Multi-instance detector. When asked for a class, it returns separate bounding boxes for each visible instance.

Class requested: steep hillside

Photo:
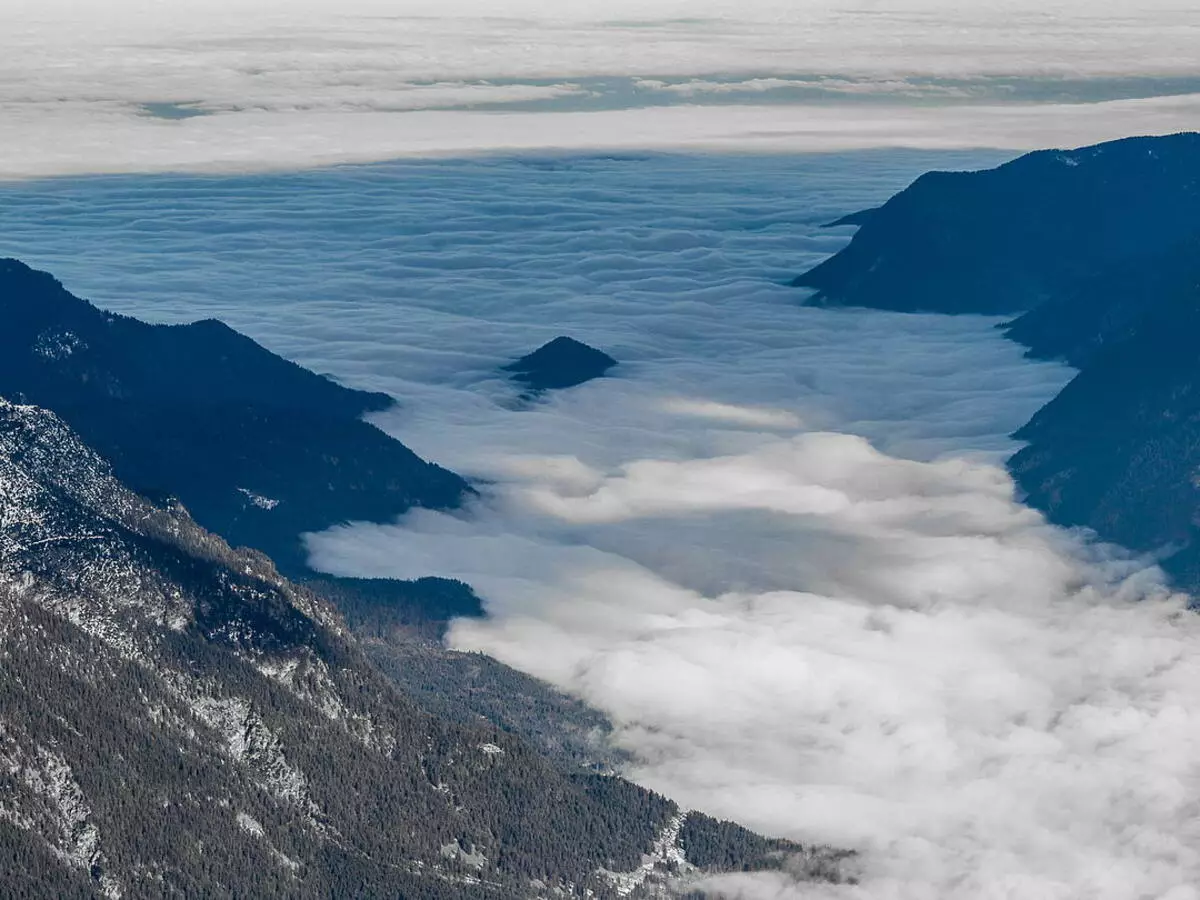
[309,575,631,772]
[1008,252,1200,590]
[0,398,849,897]
[793,133,1200,314]
[1003,235,1200,367]
[0,258,469,573]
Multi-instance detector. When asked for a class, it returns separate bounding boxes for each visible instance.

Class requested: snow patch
[33,329,85,361]
[598,812,691,897]
[236,809,301,873]
[441,840,489,871]
[236,811,265,838]
[0,742,123,898]
[237,488,280,510]
[185,693,318,822]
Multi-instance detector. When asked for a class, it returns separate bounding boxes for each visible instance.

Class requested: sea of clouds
[3,149,1199,898]
[4,0,1200,176]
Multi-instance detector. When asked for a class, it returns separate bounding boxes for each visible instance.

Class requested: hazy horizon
[2,1,1200,176]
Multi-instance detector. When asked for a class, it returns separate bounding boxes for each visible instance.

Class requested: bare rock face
[504,336,618,392]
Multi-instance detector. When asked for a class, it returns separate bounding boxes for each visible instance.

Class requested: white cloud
[632,77,973,99]
[310,430,1200,899]
[1,0,1198,175]
[7,95,1200,179]
[661,399,802,430]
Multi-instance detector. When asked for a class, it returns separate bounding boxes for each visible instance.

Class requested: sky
[2,0,1200,175]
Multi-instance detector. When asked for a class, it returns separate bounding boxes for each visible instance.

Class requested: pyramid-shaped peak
[504,336,618,391]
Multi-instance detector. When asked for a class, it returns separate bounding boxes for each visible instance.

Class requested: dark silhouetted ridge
[1006,237,1200,590]
[0,258,470,573]
[788,134,1200,592]
[793,133,1200,314]
[504,336,618,391]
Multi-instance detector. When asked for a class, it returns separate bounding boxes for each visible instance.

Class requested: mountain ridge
[793,132,1200,314]
[504,336,618,393]
[0,257,470,574]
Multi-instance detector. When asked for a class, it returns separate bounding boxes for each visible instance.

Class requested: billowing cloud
[659,399,802,431]
[307,415,1200,899]
[312,432,1198,898]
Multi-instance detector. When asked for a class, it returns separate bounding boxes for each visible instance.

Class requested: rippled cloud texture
[4,0,1200,175]
[4,151,1198,896]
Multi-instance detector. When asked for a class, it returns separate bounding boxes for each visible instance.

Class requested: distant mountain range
[0,263,851,895]
[795,132,1200,592]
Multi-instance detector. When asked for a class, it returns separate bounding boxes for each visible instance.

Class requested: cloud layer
[3,0,1200,175]
[5,150,1196,896]
[313,435,1198,899]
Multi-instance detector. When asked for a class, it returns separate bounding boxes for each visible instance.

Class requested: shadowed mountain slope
[793,133,1200,314]
[789,132,1200,592]
[1007,241,1200,590]
[1003,235,1200,368]
[0,258,469,574]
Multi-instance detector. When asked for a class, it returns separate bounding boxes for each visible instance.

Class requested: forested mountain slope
[1006,240,1200,590]
[1002,234,1200,368]
[0,397,848,897]
[503,337,618,393]
[793,133,1200,314]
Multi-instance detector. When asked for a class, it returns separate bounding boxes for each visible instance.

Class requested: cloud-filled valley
[3,149,1199,897]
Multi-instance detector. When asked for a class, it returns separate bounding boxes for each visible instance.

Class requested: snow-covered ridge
[238,487,281,510]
